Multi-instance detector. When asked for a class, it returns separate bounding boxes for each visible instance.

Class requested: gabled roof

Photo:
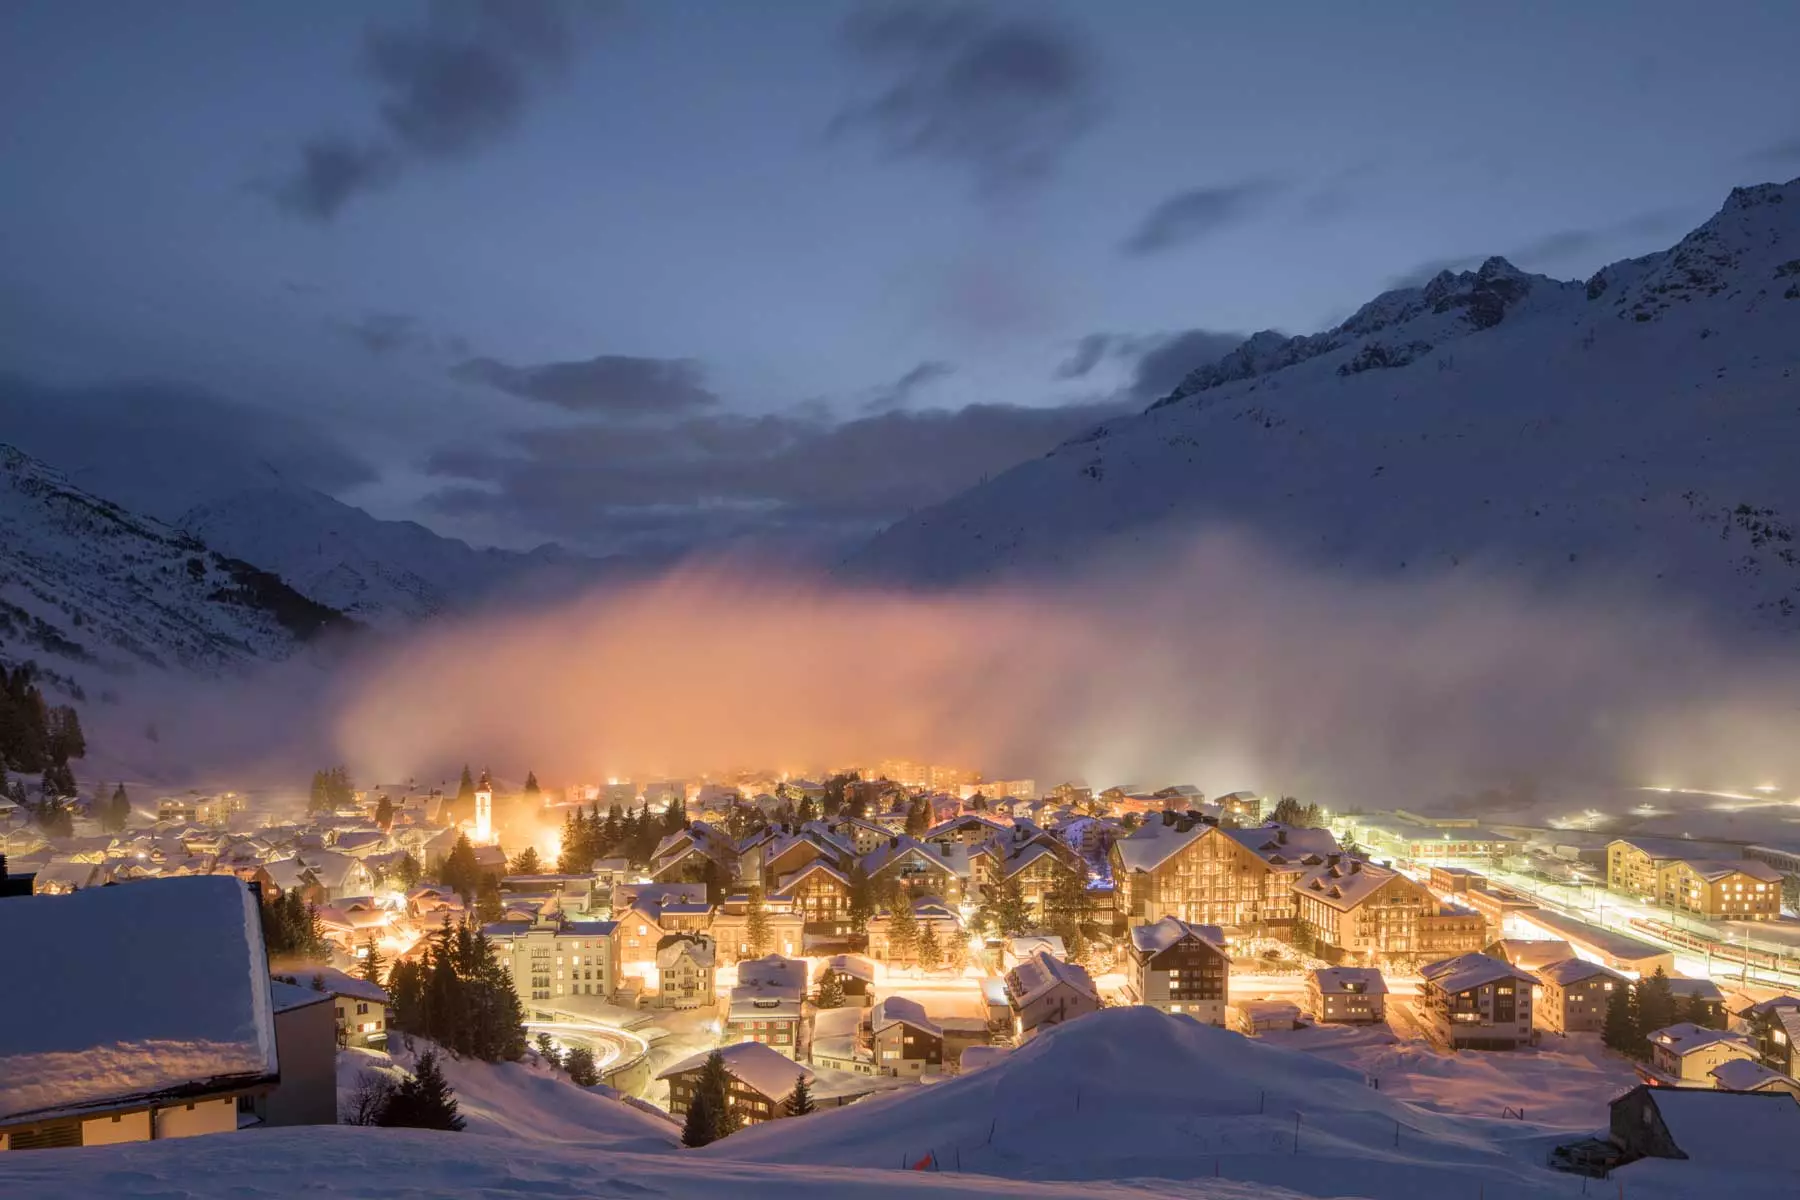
[1535,957,1627,987]
[1130,916,1225,956]
[773,858,851,896]
[1310,966,1389,996]
[1112,818,1211,874]
[659,1041,812,1101]
[1708,1058,1797,1092]
[862,835,954,877]
[1004,950,1096,1007]
[1667,857,1784,883]
[1225,823,1340,863]
[1294,860,1411,911]
[870,996,941,1038]
[655,932,716,970]
[1634,1087,1800,1168]
[1421,952,1536,995]
[1648,1022,1756,1058]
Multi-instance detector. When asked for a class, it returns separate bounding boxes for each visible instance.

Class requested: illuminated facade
[473,769,494,845]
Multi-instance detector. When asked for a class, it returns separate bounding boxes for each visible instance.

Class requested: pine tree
[101,782,130,833]
[796,795,818,826]
[682,1085,718,1148]
[904,797,930,837]
[1638,967,1676,1044]
[816,968,845,1008]
[888,900,919,965]
[916,921,942,971]
[745,885,771,958]
[785,1073,815,1117]
[374,795,394,830]
[361,938,387,986]
[536,1031,562,1070]
[990,877,1031,937]
[397,852,422,890]
[511,846,543,875]
[523,771,540,795]
[40,758,76,800]
[476,876,504,924]
[846,862,875,935]
[696,1051,741,1140]
[663,797,687,835]
[380,1048,465,1131]
[564,1044,599,1086]
[441,833,481,901]
[1602,979,1636,1054]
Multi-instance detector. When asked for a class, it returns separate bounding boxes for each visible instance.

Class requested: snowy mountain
[0,445,353,697]
[178,484,610,629]
[846,178,1800,629]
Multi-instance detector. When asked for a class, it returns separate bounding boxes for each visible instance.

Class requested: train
[1626,916,1789,973]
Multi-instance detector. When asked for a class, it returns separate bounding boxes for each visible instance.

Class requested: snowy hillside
[0,445,353,697]
[179,484,612,629]
[846,178,1800,630]
[2,1008,1789,1199]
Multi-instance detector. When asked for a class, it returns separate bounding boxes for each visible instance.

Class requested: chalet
[757,828,852,895]
[997,841,1082,918]
[649,822,738,891]
[866,996,944,1077]
[773,859,854,937]
[815,954,877,1006]
[1004,951,1099,1040]
[725,954,808,1059]
[653,932,716,1010]
[1125,917,1229,1024]
[828,815,893,857]
[865,836,962,906]
[1533,957,1627,1035]
[711,892,804,966]
[1111,814,1303,932]
[659,1043,814,1126]
[1002,933,1067,970]
[1642,1022,1759,1087]
[282,967,390,1049]
[1306,966,1388,1024]
[0,877,279,1152]
[1609,1085,1800,1171]
[1419,952,1536,1049]
[1741,996,1800,1077]
[923,814,1011,852]
[1605,837,1781,920]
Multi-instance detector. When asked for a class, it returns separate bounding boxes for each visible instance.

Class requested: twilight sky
[2,0,1798,557]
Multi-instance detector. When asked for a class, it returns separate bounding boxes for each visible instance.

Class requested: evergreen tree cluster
[308,765,355,813]
[680,1051,744,1147]
[1600,967,1718,1060]
[1043,864,1097,959]
[0,662,85,773]
[345,1049,466,1131]
[261,888,331,960]
[438,833,484,901]
[554,799,687,873]
[387,919,527,1063]
[1269,796,1326,828]
[903,796,933,837]
[98,782,131,833]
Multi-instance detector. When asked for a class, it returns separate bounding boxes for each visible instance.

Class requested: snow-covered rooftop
[0,875,278,1124]
[1130,915,1224,956]
[1005,951,1096,1007]
[1644,1088,1800,1168]
[1309,966,1388,996]
[659,1042,812,1102]
[870,996,941,1037]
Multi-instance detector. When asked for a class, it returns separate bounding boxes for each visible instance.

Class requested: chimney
[1161,810,1176,827]
[1277,829,1288,845]
[1349,860,1361,874]
[1327,853,1340,868]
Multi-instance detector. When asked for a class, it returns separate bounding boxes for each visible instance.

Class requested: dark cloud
[0,373,377,518]
[1054,333,1112,380]
[1385,208,1696,289]
[1051,329,1244,403]
[834,2,1102,195]
[336,312,426,356]
[451,354,719,417]
[1126,329,1245,403]
[270,0,582,221]
[423,399,1127,554]
[1746,134,1800,166]
[864,359,955,411]
[1120,180,1284,256]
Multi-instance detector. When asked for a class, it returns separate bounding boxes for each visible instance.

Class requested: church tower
[474,768,494,844]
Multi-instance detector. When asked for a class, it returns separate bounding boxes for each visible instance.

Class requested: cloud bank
[332,532,1800,807]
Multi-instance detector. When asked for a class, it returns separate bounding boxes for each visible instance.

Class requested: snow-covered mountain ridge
[178,484,599,629]
[845,177,1800,629]
[0,445,353,696]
